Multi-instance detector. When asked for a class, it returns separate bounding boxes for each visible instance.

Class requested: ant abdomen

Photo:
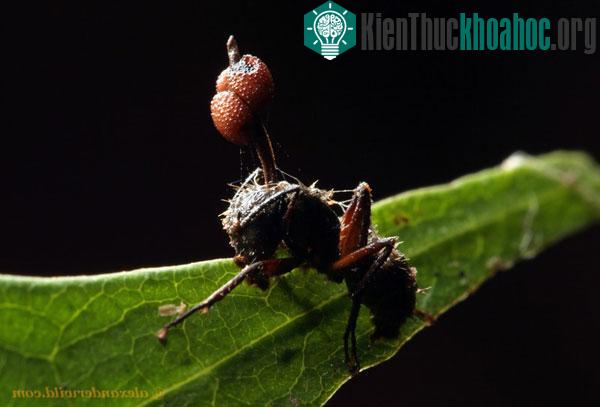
[359,256,417,339]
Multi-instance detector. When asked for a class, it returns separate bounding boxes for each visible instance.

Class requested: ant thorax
[221,168,339,265]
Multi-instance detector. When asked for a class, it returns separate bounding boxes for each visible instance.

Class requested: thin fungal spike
[227,35,241,66]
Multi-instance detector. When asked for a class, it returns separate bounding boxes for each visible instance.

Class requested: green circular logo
[304,2,356,60]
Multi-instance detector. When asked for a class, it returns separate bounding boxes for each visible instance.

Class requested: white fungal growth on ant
[220,168,335,231]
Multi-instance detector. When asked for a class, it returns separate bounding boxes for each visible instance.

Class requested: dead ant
[157,36,426,374]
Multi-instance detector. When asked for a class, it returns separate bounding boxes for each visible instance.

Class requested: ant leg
[344,298,361,375]
[351,241,395,299]
[341,239,396,374]
[331,237,396,271]
[332,237,397,375]
[334,182,397,373]
[333,182,398,274]
[339,182,372,257]
[156,257,300,342]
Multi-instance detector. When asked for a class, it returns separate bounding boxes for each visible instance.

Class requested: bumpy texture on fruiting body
[211,53,274,146]
[210,91,255,146]
[216,55,274,112]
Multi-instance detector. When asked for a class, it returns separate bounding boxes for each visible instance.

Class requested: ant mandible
[157,36,426,374]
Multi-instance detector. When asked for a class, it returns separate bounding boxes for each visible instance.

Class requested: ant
[157,36,426,374]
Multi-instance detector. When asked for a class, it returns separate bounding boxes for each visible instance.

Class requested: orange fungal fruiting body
[210,54,274,146]
[210,91,255,146]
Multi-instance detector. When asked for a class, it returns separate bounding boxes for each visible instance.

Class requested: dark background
[2,1,599,405]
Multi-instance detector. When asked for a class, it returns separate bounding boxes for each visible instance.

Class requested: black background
[2,1,599,406]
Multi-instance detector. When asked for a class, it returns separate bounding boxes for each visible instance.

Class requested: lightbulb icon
[313,10,347,60]
[304,2,356,60]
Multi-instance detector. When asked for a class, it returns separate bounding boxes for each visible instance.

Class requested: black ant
[157,36,425,374]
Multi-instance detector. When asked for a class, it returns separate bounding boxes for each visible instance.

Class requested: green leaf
[1,151,599,406]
